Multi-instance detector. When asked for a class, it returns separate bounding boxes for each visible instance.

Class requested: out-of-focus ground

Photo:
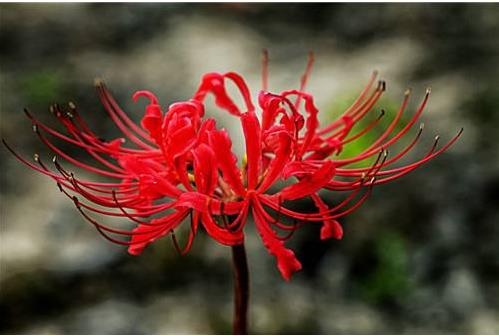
[1,4,498,334]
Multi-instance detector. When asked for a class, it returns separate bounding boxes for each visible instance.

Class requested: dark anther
[94,78,105,89]
[377,80,387,91]
[72,196,80,208]
[23,108,32,118]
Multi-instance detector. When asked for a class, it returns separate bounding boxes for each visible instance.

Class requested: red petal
[209,130,245,196]
[192,143,217,194]
[258,129,292,193]
[105,138,125,158]
[128,210,185,255]
[320,220,343,240]
[176,192,243,215]
[311,193,343,240]
[118,156,182,198]
[128,224,164,255]
[176,192,210,212]
[163,116,197,161]
[282,90,319,159]
[224,72,255,113]
[140,104,162,143]
[241,111,262,190]
[279,160,336,200]
[193,73,242,116]
[197,118,216,145]
[282,160,321,179]
[133,91,163,145]
[252,199,302,281]
[259,91,283,131]
[200,211,244,245]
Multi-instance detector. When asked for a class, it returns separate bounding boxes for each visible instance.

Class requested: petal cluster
[5,53,462,280]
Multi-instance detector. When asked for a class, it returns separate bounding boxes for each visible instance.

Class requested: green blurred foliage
[324,91,411,169]
[19,70,65,106]
[358,231,413,305]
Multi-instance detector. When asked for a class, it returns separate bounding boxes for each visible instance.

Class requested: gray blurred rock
[443,267,485,317]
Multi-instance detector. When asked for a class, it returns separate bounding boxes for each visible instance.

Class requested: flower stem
[231,243,249,334]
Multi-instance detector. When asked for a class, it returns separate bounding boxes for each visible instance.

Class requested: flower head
[4,52,462,280]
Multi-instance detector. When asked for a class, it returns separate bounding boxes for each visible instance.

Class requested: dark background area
[1,3,498,334]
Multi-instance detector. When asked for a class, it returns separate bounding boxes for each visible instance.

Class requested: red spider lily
[4,52,462,281]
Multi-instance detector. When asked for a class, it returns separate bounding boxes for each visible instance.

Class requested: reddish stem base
[232,244,249,334]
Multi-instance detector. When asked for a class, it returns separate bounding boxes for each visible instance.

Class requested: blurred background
[1,3,499,334]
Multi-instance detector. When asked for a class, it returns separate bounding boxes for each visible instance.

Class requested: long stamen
[340,110,385,145]
[369,128,462,184]
[52,156,135,196]
[57,182,144,218]
[273,195,282,226]
[112,190,174,223]
[34,125,127,179]
[318,75,382,136]
[337,88,429,169]
[262,48,269,91]
[342,70,379,116]
[324,80,385,141]
[99,83,155,142]
[50,104,128,174]
[295,51,315,109]
[220,202,230,228]
[2,139,73,182]
[170,211,197,256]
[73,196,167,237]
[337,123,425,177]
[325,178,376,220]
[61,169,140,208]
[265,196,301,231]
[253,197,302,241]
[68,102,100,140]
[95,81,156,150]
[171,230,183,255]
[327,148,385,190]
[259,175,367,221]
[336,150,388,190]
[224,201,250,231]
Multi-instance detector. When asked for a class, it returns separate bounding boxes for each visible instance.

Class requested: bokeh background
[1,3,499,334]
